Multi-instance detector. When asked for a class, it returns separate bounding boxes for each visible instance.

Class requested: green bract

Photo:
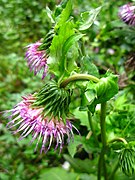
[119,148,135,176]
[38,29,55,52]
[33,80,71,122]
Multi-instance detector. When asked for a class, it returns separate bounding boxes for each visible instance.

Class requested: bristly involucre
[25,41,48,79]
[5,94,78,153]
[118,4,135,26]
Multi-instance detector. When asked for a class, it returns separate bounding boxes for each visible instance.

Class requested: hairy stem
[98,148,105,180]
[100,102,107,148]
[98,102,108,180]
[60,74,99,88]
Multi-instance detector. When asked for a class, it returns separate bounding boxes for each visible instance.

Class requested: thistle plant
[3,0,135,179]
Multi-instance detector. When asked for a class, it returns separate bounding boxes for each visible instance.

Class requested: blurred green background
[0,0,135,179]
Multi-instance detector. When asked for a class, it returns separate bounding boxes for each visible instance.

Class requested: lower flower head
[5,94,78,153]
[25,41,48,79]
[118,4,135,26]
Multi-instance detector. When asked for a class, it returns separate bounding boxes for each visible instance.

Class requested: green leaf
[73,107,90,130]
[66,44,79,74]
[64,154,97,174]
[114,95,127,110]
[78,7,101,31]
[85,89,96,104]
[39,167,78,180]
[95,72,119,102]
[81,56,99,77]
[68,135,82,157]
[68,135,99,157]
[0,173,9,180]
[55,0,72,29]
[48,1,85,78]
[17,163,24,174]
[79,174,97,180]
[87,72,119,113]
[48,0,74,77]
[48,21,74,76]
[62,33,84,55]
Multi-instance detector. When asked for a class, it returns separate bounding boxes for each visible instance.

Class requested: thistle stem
[60,74,100,88]
[87,111,99,146]
[100,102,107,148]
[98,102,107,180]
[98,148,105,180]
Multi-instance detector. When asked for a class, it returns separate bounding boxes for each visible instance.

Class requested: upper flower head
[5,94,78,153]
[25,41,48,79]
[118,4,135,26]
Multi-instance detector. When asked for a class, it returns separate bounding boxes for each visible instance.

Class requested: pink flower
[25,41,48,79]
[5,94,78,153]
[118,4,135,26]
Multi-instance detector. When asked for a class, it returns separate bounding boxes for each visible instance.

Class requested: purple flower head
[118,4,135,26]
[5,94,79,153]
[25,41,48,79]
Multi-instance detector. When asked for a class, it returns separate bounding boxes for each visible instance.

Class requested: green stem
[60,74,99,88]
[98,102,108,180]
[100,102,107,148]
[103,156,108,180]
[87,111,99,146]
[98,148,104,180]
[98,148,108,180]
